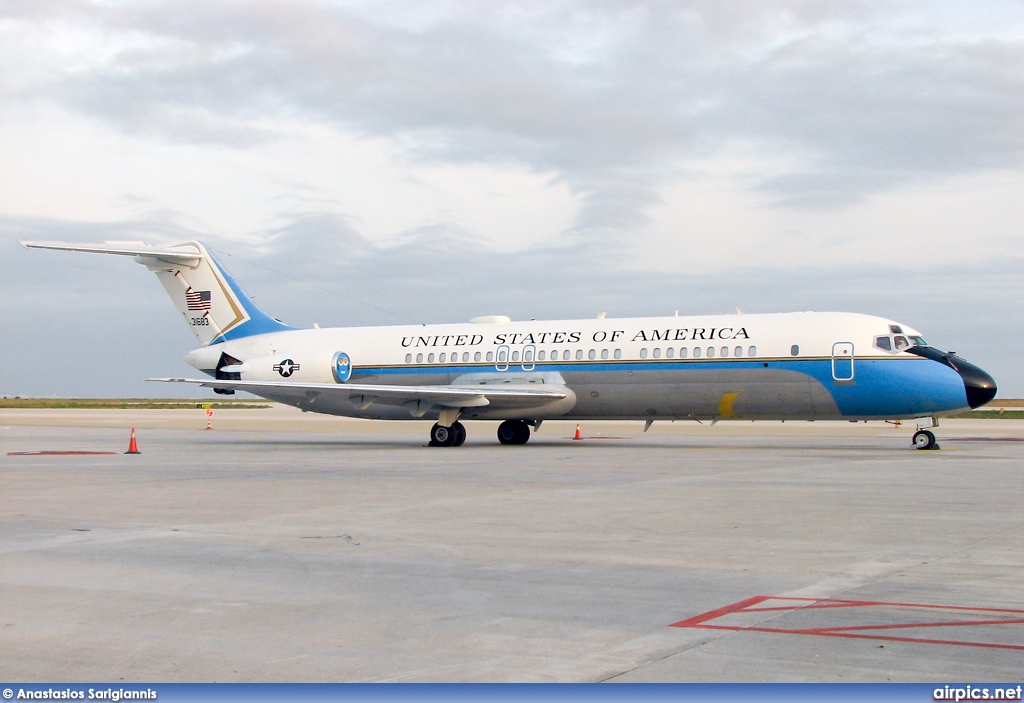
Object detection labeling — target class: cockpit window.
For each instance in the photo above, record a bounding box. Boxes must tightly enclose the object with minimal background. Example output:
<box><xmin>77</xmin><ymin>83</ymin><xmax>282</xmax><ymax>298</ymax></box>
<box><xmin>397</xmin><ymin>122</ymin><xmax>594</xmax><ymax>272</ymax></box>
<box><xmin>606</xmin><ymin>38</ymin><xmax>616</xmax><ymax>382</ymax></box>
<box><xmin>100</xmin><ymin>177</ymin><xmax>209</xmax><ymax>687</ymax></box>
<box><xmin>889</xmin><ymin>325</ymin><xmax>903</xmax><ymax>334</ymax></box>
<box><xmin>874</xmin><ymin>336</ymin><xmax>892</xmax><ymax>351</ymax></box>
<box><xmin>910</xmin><ymin>336</ymin><xmax>927</xmax><ymax>346</ymax></box>
<box><xmin>894</xmin><ymin>336</ymin><xmax>909</xmax><ymax>350</ymax></box>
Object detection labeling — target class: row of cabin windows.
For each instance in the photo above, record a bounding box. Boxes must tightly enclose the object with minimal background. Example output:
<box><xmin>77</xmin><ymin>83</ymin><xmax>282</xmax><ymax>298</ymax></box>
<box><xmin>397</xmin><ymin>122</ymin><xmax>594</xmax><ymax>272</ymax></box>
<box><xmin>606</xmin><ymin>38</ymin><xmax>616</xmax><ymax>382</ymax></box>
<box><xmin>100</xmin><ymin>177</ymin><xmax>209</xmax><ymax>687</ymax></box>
<box><xmin>404</xmin><ymin>345</ymin><xmax>759</xmax><ymax>364</ymax></box>
<box><xmin>641</xmin><ymin>345</ymin><xmax>757</xmax><ymax>359</ymax></box>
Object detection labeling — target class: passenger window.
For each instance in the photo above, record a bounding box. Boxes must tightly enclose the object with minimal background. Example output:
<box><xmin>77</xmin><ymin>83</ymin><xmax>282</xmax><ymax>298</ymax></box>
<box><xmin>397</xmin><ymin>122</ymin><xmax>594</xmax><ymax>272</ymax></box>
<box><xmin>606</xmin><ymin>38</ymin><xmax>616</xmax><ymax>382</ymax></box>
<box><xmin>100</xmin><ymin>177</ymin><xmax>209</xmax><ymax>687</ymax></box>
<box><xmin>894</xmin><ymin>336</ymin><xmax>909</xmax><ymax>350</ymax></box>
<box><xmin>576</xmin><ymin>349</ymin><xmax>583</xmax><ymax>360</ymax></box>
<box><xmin>874</xmin><ymin>336</ymin><xmax>892</xmax><ymax>351</ymax></box>
<box><xmin>439</xmin><ymin>352</ymin><xmax>446</xmax><ymax>363</ymax></box>
<box><xmin>653</xmin><ymin>348</ymin><xmax>661</xmax><ymax>359</ymax></box>
<box><xmin>790</xmin><ymin>345</ymin><xmax>799</xmax><ymax>356</ymax></box>
<box><xmin>463</xmin><ymin>352</ymin><xmax>470</xmax><ymax>362</ymax></box>
<box><xmin>666</xmin><ymin>348</ymin><xmax>674</xmax><ymax>359</ymax></box>
<box><xmin>416</xmin><ymin>353</ymin><xmax>423</xmax><ymax>363</ymax></box>
<box><xmin>614</xmin><ymin>349</ymin><xmax>622</xmax><ymax>359</ymax></box>
<box><xmin>693</xmin><ymin>347</ymin><xmax>701</xmax><ymax>358</ymax></box>
<box><xmin>707</xmin><ymin>346</ymin><xmax>715</xmax><ymax>358</ymax></box>
<box><xmin>640</xmin><ymin>348</ymin><xmax>648</xmax><ymax>359</ymax></box>
<box><xmin>551</xmin><ymin>350</ymin><xmax>560</xmax><ymax>360</ymax></box>
<box><xmin>734</xmin><ymin>346</ymin><xmax>742</xmax><ymax>357</ymax></box>
<box><xmin>474</xmin><ymin>351</ymin><xmax>482</xmax><ymax>362</ymax></box>
<box><xmin>748</xmin><ymin>346</ymin><xmax>756</xmax><ymax>357</ymax></box>
<box><xmin>512</xmin><ymin>350</ymin><xmax>520</xmax><ymax>361</ymax></box>
<box><xmin>486</xmin><ymin>351</ymin><xmax>494</xmax><ymax>362</ymax></box>
<box><xmin>405</xmin><ymin>354</ymin><xmax>412</xmax><ymax>363</ymax></box>
<box><xmin>680</xmin><ymin>347</ymin><xmax>688</xmax><ymax>358</ymax></box>
<box><xmin>428</xmin><ymin>353</ymin><xmax>435</xmax><ymax>363</ymax></box>
<box><xmin>588</xmin><ymin>349</ymin><xmax>596</xmax><ymax>360</ymax></box>
<box><xmin>538</xmin><ymin>350</ymin><xmax>546</xmax><ymax>361</ymax></box>
<box><xmin>601</xmin><ymin>349</ymin><xmax>609</xmax><ymax>360</ymax></box>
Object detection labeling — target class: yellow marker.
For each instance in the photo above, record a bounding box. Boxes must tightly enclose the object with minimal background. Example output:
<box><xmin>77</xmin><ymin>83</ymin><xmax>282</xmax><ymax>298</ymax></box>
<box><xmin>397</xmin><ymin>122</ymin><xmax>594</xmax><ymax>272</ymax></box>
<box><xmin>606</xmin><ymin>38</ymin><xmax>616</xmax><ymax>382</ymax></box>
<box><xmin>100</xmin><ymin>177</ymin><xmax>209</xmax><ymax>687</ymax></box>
<box><xmin>718</xmin><ymin>392</ymin><xmax>740</xmax><ymax>418</ymax></box>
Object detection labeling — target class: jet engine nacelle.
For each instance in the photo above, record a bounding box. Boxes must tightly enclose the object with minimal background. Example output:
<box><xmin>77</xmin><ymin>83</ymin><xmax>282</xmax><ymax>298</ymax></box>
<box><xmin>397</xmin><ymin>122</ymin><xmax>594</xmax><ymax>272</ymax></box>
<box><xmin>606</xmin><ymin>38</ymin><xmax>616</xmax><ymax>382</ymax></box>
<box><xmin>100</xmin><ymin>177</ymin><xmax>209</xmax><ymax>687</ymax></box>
<box><xmin>231</xmin><ymin>353</ymin><xmax>338</xmax><ymax>384</ymax></box>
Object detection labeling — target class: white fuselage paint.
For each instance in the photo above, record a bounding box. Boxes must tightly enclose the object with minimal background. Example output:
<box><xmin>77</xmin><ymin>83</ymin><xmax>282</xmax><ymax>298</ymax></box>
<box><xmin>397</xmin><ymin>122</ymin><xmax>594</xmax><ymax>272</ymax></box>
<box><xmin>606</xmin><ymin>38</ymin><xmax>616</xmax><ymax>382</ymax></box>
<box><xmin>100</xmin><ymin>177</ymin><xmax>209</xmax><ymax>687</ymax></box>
<box><xmin>184</xmin><ymin>311</ymin><xmax>961</xmax><ymax>422</ymax></box>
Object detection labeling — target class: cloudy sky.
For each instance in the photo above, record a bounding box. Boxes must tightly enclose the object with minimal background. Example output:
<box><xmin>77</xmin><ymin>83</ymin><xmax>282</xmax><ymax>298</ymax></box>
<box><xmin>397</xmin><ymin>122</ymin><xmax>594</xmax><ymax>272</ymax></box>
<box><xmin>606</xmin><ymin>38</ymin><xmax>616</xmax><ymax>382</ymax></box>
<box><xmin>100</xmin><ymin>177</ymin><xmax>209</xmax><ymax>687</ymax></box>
<box><xmin>2</xmin><ymin>0</ymin><xmax>1022</xmax><ymax>397</ymax></box>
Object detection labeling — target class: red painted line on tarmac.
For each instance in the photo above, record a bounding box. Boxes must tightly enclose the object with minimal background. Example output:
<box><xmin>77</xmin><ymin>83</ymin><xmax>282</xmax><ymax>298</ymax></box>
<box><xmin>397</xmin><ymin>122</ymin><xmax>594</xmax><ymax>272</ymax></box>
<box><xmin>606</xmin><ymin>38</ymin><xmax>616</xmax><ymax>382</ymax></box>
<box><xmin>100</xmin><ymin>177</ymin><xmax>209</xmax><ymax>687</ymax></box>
<box><xmin>805</xmin><ymin>617</ymin><xmax>1024</xmax><ymax>633</ymax></box>
<box><xmin>7</xmin><ymin>450</ymin><xmax>119</xmax><ymax>456</ymax></box>
<box><xmin>670</xmin><ymin>595</ymin><xmax>771</xmax><ymax>627</ymax></box>
<box><xmin>671</xmin><ymin>595</ymin><xmax>1024</xmax><ymax>651</ymax></box>
<box><xmin>744</xmin><ymin>596</ymin><xmax>1024</xmax><ymax>616</ymax></box>
<box><xmin>691</xmin><ymin>623</ymin><xmax>1024</xmax><ymax>651</ymax></box>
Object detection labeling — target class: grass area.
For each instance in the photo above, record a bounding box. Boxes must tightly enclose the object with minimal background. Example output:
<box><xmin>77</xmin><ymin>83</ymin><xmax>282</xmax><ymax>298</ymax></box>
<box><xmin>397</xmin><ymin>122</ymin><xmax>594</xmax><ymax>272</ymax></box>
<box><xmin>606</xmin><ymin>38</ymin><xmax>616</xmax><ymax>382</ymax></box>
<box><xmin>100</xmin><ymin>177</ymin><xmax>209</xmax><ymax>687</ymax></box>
<box><xmin>0</xmin><ymin>398</ymin><xmax>271</xmax><ymax>410</ymax></box>
<box><xmin>950</xmin><ymin>409</ymin><xmax>1024</xmax><ymax>419</ymax></box>
<box><xmin>988</xmin><ymin>398</ymin><xmax>1024</xmax><ymax>407</ymax></box>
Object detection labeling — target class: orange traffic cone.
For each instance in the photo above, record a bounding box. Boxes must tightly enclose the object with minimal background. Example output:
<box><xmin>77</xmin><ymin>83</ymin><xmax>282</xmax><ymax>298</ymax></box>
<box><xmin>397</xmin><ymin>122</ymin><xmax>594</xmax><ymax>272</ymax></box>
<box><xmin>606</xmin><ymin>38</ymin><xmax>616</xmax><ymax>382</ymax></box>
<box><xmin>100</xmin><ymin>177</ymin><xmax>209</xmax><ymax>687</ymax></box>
<box><xmin>125</xmin><ymin>428</ymin><xmax>141</xmax><ymax>454</ymax></box>
<box><xmin>574</xmin><ymin>424</ymin><xmax>582</xmax><ymax>440</ymax></box>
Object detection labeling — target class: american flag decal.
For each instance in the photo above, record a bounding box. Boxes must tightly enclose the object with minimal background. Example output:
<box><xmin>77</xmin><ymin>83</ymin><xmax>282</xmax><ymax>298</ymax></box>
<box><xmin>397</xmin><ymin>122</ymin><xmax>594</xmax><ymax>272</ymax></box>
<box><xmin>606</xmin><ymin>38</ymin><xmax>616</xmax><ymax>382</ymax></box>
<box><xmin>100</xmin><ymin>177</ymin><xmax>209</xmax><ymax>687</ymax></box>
<box><xmin>186</xmin><ymin>290</ymin><xmax>212</xmax><ymax>311</ymax></box>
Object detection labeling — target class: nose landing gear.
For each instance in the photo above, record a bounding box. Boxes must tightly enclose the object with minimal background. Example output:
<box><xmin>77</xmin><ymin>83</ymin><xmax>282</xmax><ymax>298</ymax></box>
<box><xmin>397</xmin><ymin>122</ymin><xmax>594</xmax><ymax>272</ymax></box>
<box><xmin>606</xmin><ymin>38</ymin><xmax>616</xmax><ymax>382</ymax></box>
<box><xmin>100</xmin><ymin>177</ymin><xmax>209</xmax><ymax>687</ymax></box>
<box><xmin>911</xmin><ymin>417</ymin><xmax>940</xmax><ymax>450</ymax></box>
<box><xmin>912</xmin><ymin>429</ymin><xmax>938</xmax><ymax>450</ymax></box>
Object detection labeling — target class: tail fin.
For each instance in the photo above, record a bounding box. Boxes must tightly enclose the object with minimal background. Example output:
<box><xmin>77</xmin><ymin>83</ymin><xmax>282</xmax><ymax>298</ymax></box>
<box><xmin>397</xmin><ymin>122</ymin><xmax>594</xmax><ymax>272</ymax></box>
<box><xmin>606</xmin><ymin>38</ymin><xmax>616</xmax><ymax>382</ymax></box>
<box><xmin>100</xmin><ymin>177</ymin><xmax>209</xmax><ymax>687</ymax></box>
<box><xmin>21</xmin><ymin>240</ymin><xmax>294</xmax><ymax>346</ymax></box>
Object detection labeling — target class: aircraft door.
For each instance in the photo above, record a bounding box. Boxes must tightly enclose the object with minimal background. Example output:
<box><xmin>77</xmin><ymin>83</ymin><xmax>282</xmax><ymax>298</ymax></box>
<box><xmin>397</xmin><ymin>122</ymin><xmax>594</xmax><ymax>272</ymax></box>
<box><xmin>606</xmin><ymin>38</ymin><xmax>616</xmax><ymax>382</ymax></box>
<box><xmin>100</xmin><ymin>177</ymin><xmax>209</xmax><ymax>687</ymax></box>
<box><xmin>496</xmin><ymin>345</ymin><xmax>510</xmax><ymax>371</ymax></box>
<box><xmin>832</xmin><ymin>342</ymin><xmax>855</xmax><ymax>382</ymax></box>
<box><xmin>522</xmin><ymin>345</ymin><xmax>536</xmax><ymax>371</ymax></box>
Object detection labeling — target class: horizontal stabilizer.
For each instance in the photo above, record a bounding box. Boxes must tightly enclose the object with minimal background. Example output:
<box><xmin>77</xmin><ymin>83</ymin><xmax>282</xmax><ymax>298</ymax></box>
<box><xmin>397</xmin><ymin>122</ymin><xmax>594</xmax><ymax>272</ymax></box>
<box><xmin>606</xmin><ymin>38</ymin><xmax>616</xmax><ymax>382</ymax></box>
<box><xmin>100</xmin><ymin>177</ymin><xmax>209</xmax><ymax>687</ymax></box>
<box><xmin>20</xmin><ymin>241</ymin><xmax>203</xmax><ymax>266</ymax></box>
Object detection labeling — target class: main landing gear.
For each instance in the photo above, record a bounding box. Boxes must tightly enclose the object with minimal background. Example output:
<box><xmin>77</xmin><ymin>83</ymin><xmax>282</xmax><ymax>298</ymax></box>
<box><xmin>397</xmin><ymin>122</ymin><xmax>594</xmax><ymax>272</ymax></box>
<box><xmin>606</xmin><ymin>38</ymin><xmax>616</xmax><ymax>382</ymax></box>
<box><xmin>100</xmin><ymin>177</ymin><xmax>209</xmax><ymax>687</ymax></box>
<box><xmin>496</xmin><ymin>419</ymin><xmax>531</xmax><ymax>445</ymax></box>
<box><xmin>428</xmin><ymin>418</ymin><xmax>534</xmax><ymax>446</ymax></box>
<box><xmin>429</xmin><ymin>421</ymin><xmax>466</xmax><ymax>447</ymax></box>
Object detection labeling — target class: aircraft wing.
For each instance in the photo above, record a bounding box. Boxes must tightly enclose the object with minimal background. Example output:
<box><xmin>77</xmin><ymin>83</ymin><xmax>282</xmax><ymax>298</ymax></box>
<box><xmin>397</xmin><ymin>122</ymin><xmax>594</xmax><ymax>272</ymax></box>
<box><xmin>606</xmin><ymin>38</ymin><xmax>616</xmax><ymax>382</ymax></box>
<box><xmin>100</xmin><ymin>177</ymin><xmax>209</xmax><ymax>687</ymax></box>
<box><xmin>148</xmin><ymin>378</ymin><xmax>569</xmax><ymax>410</ymax></box>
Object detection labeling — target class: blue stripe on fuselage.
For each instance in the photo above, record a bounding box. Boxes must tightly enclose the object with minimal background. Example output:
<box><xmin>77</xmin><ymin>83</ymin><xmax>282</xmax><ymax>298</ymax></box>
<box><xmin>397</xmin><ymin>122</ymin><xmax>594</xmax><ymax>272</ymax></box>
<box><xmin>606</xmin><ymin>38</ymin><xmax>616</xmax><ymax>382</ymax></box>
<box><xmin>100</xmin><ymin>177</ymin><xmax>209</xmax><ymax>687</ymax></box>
<box><xmin>354</xmin><ymin>356</ymin><xmax>969</xmax><ymax>418</ymax></box>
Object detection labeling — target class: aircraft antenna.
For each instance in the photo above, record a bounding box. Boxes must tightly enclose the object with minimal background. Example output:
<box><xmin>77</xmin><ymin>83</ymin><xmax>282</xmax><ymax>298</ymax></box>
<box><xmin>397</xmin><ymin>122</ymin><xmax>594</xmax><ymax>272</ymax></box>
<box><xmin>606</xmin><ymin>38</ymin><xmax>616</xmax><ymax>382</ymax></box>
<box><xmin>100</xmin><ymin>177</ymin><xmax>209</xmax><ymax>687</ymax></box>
<box><xmin>208</xmin><ymin>246</ymin><xmax>424</xmax><ymax>325</ymax></box>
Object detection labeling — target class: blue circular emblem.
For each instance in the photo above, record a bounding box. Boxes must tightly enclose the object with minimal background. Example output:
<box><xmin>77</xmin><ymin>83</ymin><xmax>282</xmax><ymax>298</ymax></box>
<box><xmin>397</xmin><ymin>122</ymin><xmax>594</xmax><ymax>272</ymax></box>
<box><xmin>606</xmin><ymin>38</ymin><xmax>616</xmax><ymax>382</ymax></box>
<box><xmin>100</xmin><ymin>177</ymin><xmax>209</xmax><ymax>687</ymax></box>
<box><xmin>332</xmin><ymin>351</ymin><xmax>352</xmax><ymax>383</ymax></box>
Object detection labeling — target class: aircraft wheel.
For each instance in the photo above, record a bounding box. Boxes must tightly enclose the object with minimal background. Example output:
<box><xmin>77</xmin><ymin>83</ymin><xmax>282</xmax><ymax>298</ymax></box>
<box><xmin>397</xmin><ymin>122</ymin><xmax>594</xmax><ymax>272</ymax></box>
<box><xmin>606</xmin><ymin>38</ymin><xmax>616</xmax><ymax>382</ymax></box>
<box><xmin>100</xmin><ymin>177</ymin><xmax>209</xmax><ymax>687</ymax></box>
<box><xmin>497</xmin><ymin>419</ymin><xmax>530</xmax><ymax>445</ymax></box>
<box><xmin>430</xmin><ymin>422</ymin><xmax>457</xmax><ymax>447</ymax></box>
<box><xmin>452</xmin><ymin>421</ymin><xmax>467</xmax><ymax>447</ymax></box>
<box><xmin>912</xmin><ymin>430</ymin><xmax>937</xmax><ymax>450</ymax></box>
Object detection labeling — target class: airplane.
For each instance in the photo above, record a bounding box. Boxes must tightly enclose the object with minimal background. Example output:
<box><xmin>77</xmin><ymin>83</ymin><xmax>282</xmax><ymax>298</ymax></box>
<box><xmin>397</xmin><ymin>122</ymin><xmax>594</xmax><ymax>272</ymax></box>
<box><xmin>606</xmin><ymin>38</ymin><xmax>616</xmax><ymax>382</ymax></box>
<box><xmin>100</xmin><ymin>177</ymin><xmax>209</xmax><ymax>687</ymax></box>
<box><xmin>22</xmin><ymin>240</ymin><xmax>996</xmax><ymax>450</ymax></box>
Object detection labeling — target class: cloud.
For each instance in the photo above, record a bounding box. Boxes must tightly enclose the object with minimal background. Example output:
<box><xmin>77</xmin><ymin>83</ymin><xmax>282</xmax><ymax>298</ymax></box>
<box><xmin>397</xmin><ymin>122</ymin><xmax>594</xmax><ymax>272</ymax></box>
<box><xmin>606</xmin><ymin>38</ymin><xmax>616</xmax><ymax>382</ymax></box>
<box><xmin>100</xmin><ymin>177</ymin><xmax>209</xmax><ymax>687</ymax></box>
<box><xmin>6</xmin><ymin>0</ymin><xmax>1024</xmax><ymax>235</ymax></box>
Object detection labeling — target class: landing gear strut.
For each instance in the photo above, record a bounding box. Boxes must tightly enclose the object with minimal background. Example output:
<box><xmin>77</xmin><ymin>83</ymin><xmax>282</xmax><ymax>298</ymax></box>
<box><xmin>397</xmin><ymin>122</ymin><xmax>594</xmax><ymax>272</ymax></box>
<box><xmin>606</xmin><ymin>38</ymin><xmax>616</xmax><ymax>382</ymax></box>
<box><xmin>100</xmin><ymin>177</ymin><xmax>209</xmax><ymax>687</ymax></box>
<box><xmin>429</xmin><ymin>421</ymin><xmax>466</xmax><ymax>447</ymax></box>
<box><xmin>497</xmin><ymin>419</ymin><xmax>531</xmax><ymax>445</ymax></box>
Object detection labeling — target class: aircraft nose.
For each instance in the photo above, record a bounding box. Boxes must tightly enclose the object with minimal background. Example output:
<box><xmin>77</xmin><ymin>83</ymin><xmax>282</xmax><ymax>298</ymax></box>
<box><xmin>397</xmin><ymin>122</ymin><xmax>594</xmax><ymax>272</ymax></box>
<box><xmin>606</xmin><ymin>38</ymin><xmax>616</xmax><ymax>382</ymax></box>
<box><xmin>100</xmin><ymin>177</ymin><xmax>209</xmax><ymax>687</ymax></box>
<box><xmin>951</xmin><ymin>357</ymin><xmax>997</xmax><ymax>409</ymax></box>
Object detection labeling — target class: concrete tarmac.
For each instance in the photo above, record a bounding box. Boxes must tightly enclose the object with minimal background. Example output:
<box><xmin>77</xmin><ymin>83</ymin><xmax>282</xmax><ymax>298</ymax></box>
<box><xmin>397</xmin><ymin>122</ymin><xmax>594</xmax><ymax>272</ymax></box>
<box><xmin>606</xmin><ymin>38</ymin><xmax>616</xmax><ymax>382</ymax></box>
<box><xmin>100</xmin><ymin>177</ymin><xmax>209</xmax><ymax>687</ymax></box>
<box><xmin>2</xmin><ymin>408</ymin><xmax>1022</xmax><ymax>682</ymax></box>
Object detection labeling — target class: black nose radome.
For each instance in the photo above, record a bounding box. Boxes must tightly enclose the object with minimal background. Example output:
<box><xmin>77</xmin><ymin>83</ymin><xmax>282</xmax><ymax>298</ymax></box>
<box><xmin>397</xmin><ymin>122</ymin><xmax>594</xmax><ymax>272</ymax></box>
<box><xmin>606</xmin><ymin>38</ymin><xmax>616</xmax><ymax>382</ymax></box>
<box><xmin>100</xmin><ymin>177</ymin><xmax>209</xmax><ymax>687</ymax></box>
<box><xmin>952</xmin><ymin>357</ymin><xmax>997</xmax><ymax>409</ymax></box>
<box><xmin>908</xmin><ymin>346</ymin><xmax>997</xmax><ymax>409</ymax></box>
